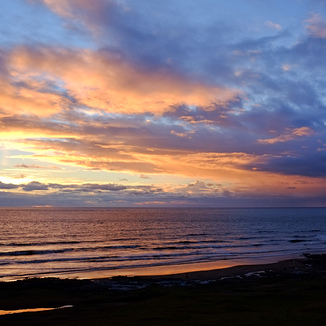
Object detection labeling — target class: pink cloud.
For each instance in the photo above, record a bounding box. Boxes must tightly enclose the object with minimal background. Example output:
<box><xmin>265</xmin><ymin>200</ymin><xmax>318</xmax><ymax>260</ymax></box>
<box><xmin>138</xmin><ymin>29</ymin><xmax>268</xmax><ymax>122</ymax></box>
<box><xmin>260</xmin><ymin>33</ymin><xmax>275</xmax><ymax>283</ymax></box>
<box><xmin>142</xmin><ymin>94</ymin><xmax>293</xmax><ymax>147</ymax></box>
<box><xmin>264</xmin><ymin>21</ymin><xmax>282</xmax><ymax>31</ymax></box>
<box><xmin>35</xmin><ymin>0</ymin><xmax>126</xmax><ymax>37</ymax></box>
<box><xmin>306</xmin><ymin>13</ymin><xmax>326</xmax><ymax>38</ymax></box>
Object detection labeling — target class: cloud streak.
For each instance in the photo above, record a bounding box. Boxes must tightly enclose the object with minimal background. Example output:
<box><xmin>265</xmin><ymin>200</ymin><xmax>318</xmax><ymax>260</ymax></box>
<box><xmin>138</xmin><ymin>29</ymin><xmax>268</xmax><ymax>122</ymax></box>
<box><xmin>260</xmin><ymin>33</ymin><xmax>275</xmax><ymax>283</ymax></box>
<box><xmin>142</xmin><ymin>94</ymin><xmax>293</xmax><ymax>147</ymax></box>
<box><xmin>14</xmin><ymin>164</ymin><xmax>63</xmax><ymax>170</ymax></box>
<box><xmin>258</xmin><ymin>127</ymin><xmax>315</xmax><ymax>144</ymax></box>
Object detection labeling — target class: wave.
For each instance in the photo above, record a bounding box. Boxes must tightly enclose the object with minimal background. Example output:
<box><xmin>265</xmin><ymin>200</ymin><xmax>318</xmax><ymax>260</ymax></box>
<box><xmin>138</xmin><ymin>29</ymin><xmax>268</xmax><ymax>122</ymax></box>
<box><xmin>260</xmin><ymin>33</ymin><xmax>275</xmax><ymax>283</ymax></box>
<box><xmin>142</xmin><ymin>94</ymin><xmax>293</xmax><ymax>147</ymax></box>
<box><xmin>174</xmin><ymin>239</ymin><xmax>230</xmax><ymax>245</ymax></box>
<box><xmin>0</xmin><ymin>240</ymin><xmax>101</xmax><ymax>247</ymax></box>
<box><xmin>237</xmin><ymin>236</ymin><xmax>265</xmax><ymax>240</ymax></box>
<box><xmin>2</xmin><ymin>232</ymin><xmax>324</xmax><ymax>259</ymax></box>
<box><xmin>95</xmin><ymin>245</ymin><xmax>141</xmax><ymax>250</ymax></box>
<box><xmin>0</xmin><ymin>244</ymin><xmax>143</xmax><ymax>258</ymax></box>
<box><xmin>110</xmin><ymin>238</ymin><xmax>139</xmax><ymax>242</ymax></box>
<box><xmin>0</xmin><ymin>248</ymin><xmax>74</xmax><ymax>257</ymax></box>
<box><xmin>185</xmin><ymin>233</ymin><xmax>211</xmax><ymax>237</ymax></box>
<box><xmin>288</xmin><ymin>239</ymin><xmax>308</xmax><ymax>243</ymax></box>
<box><xmin>3</xmin><ymin>235</ymin><xmax>324</xmax><ymax>258</ymax></box>
<box><xmin>1</xmin><ymin>247</ymin><xmax>318</xmax><ymax>275</ymax></box>
<box><xmin>258</xmin><ymin>230</ymin><xmax>277</xmax><ymax>234</ymax></box>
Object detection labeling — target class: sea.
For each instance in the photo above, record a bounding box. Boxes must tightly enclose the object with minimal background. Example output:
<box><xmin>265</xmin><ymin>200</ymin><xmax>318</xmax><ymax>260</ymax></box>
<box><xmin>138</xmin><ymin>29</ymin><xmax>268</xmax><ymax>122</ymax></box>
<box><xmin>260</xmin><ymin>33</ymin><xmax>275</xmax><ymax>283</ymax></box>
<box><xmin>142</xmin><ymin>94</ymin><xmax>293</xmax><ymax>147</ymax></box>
<box><xmin>0</xmin><ymin>207</ymin><xmax>325</xmax><ymax>281</ymax></box>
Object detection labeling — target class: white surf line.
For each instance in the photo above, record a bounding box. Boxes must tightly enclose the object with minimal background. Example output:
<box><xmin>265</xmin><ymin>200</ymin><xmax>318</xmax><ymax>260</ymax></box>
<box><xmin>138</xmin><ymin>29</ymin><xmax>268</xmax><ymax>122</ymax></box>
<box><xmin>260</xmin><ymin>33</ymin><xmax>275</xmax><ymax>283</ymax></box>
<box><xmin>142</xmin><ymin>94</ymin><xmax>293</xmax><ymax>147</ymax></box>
<box><xmin>0</xmin><ymin>305</ymin><xmax>73</xmax><ymax>315</ymax></box>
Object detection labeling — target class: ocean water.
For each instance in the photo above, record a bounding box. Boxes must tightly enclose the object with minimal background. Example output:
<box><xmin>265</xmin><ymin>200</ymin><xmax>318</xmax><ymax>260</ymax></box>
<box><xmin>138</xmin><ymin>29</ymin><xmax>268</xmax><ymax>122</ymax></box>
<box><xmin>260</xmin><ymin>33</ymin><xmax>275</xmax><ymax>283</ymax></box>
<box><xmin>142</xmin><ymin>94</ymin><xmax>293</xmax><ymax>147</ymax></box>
<box><xmin>0</xmin><ymin>207</ymin><xmax>325</xmax><ymax>281</ymax></box>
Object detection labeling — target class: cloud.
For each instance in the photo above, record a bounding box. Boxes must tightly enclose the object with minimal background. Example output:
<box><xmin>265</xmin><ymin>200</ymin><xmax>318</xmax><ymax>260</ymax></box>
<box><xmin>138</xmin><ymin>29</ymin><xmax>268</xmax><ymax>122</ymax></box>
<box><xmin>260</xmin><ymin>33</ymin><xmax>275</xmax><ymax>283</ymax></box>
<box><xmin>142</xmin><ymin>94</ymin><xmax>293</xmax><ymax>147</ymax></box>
<box><xmin>1</xmin><ymin>0</ymin><xmax>326</xmax><ymax>207</ymax></box>
<box><xmin>30</xmin><ymin>0</ymin><xmax>244</xmax><ymax>92</ymax></box>
<box><xmin>264</xmin><ymin>21</ymin><xmax>282</xmax><ymax>31</ymax></box>
<box><xmin>1</xmin><ymin>177</ymin><xmax>325</xmax><ymax>207</ymax></box>
<box><xmin>5</xmin><ymin>45</ymin><xmax>240</xmax><ymax>117</ymax></box>
<box><xmin>306</xmin><ymin>13</ymin><xmax>326</xmax><ymax>38</ymax></box>
<box><xmin>258</xmin><ymin>127</ymin><xmax>315</xmax><ymax>144</ymax></box>
<box><xmin>35</xmin><ymin>0</ymin><xmax>117</xmax><ymax>37</ymax></box>
<box><xmin>1</xmin><ymin>172</ymin><xmax>326</xmax><ymax>207</ymax></box>
<box><xmin>22</xmin><ymin>181</ymin><xmax>49</xmax><ymax>191</ymax></box>
<box><xmin>78</xmin><ymin>183</ymin><xmax>128</xmax><ymax>192</ymax></box>
<box><xmin>14</xmin><ymin>164</ymin><xmax>63</xmax><ymax>170</ymax></box>
<box><xmin>18</xmin><ymin>181</ymin><xmax>163</xmax><ymax>194</ymax></box>
<box><xmin>2</xmin><ymin>102</ymin><xmax>323</xmax><ymax>181</ymax></box>
<box><xmin>0</xmin><ymin>181</ymin><xmax>19</xmax><ymax>190</ymax></box>
<box><xmin>243</xmin><ymin>151</ymin><xmax>326</xmax><ymax>177</ymax></box>
<box><xmin>14</xmin><ymin>174</ymin><xmax>27</xmax><ymax>179</ymax></box>
<box><xmin>0</xmin><ymin>62</ymin><xmax>71</xmax><ymax>117</ymax></box>
<box><xmin>139</xmin><ymin>174</ymin><xmax>151</xmax><ymax>179</ymax></box>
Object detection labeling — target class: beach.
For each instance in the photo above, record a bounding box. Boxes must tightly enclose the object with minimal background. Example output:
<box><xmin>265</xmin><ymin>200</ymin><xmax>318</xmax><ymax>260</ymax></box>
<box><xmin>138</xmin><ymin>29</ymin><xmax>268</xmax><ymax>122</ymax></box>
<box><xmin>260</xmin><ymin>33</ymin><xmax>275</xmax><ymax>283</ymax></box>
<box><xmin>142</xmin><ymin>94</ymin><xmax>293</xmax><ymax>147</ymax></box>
<box><xmin>1</xmin><ymin>253</ymin><xmax>326</xmax><ymax>325</ymax></box>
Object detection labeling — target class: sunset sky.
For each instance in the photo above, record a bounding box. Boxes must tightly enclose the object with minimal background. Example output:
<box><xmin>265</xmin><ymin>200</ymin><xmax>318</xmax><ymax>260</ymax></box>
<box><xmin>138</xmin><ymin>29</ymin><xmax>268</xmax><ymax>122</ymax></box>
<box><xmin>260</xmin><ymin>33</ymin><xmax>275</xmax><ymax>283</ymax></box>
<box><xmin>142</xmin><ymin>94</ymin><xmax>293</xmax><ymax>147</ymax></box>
<box><xmin>1</xmin><ymin>0</ymin><xmax>326</xmax><ymax>207</ymax></box>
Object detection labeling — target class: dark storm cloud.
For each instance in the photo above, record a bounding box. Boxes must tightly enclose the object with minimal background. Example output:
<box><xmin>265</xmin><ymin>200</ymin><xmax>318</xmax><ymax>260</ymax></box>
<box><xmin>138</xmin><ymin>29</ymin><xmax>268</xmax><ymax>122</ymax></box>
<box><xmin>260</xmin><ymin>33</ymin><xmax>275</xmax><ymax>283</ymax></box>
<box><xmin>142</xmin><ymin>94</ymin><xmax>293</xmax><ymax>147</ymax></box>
<box><xmin>244</xmin><ymin>151</ymin><xmax>326</xmax><ymax>177</ymax></box>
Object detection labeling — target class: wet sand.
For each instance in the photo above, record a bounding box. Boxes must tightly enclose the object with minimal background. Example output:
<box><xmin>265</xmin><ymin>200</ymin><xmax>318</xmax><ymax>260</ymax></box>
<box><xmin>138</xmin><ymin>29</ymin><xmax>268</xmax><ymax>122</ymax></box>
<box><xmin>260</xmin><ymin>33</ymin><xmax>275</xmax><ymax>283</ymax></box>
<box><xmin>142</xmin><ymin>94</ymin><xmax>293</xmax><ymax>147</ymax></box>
<box><xmin>1</xmin><ymin>253</ymin><xmax>326</xmax><ymax>325</ymax></box>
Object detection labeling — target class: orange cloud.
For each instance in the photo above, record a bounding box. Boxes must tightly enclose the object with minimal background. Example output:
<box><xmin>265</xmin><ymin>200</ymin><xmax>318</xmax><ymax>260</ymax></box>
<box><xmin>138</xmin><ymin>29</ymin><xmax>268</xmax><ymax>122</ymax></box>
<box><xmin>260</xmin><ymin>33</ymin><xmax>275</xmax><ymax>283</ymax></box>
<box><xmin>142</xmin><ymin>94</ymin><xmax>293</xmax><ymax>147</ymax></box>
<box><xmin>0</xmin><ymin>83</ymin><xmax>66</xmax><ymax>117</ymax></box>
<box><xmin>4</xmin><ymin>131</ymin><xmax>326</xmax><ymax>199</ymax></box>
<box><xmin>258</xmin><ymin>127</ymin><xmax>314</xmax><ymax>144</ymax></box>
<box><xmin>8</xmin><ymin>46</ymin><xmax>240</xmax><ymax>116</ymax></box>
<box><xmin>0</xmin><ymin>58</ymin><xmax>69</xmax><ymax>116</ymax></box>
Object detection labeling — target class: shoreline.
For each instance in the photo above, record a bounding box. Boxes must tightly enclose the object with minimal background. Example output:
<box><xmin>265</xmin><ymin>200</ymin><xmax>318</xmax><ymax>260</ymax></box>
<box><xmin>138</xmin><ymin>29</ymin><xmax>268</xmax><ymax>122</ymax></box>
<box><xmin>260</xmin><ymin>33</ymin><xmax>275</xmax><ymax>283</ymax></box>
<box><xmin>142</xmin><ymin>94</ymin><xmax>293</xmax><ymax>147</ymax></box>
<box><xmin>1</xmin><ymin>252</ymin><xmax>326</xmax><ymax>286</ymax></box>
<box><xmin>93</xmin><ymin>252</ymin><xmax>311</xmax><ymax>280</ymax></box>
<box><xmin>93</xmin><ymin>252</ymin><xmax>326</xmax><ymax>285</ymax></box>
<box><xmin>1</xmin><ymin>251</ymin><xmax>318</xmax><ymax>283</ymax></box>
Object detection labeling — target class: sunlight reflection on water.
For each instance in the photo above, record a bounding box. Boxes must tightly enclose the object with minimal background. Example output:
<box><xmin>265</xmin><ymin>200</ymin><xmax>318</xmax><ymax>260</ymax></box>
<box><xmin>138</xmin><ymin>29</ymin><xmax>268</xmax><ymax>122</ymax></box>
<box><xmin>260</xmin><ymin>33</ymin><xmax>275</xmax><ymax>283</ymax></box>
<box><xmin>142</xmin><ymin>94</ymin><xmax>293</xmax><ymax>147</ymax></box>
<box><xmin>0</xmin><ymin>305</ymin><xmax>73</xmax><ymax>315</ymax></box>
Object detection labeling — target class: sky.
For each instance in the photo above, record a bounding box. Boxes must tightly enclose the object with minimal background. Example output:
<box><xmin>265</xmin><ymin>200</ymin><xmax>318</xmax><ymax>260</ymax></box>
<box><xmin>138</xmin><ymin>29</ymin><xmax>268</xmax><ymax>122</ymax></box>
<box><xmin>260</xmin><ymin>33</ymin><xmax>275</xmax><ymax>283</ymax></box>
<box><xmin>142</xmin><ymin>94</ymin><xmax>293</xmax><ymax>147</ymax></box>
<box><xmin>0</xmin><ymin>0</ymin><xmax>326</xmax><ymax>207</ymax></box>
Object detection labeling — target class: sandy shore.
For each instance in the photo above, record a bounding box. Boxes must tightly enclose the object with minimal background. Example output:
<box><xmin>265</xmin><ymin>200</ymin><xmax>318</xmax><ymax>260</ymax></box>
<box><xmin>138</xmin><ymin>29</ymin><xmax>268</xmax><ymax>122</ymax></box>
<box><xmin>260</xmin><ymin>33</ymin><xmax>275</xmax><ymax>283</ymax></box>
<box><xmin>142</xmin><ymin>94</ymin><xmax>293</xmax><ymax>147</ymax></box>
<box><xmin>146</xmin><ymin>253</ymin><xmax>326</xmax><ymax>280</ymax></box>
<box><xmin>1</xmin><ymin>253</ymin><xmax>326</xmax><ymax>325</ymax></box>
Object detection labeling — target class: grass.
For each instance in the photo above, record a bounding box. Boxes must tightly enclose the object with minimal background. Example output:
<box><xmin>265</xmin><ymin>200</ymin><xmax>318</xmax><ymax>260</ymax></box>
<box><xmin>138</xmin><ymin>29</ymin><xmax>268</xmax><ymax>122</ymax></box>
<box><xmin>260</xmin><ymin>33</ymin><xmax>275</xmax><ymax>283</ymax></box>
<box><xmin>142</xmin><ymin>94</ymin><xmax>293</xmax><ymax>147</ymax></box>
<box><xmin>0</xmin><ymin>276</ymin><xmax>326</xmax><ymax>325</ymax></box>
